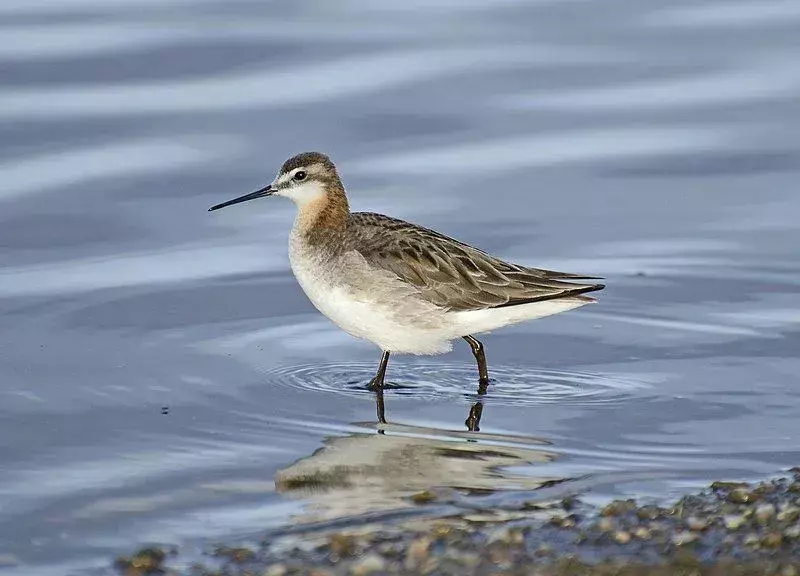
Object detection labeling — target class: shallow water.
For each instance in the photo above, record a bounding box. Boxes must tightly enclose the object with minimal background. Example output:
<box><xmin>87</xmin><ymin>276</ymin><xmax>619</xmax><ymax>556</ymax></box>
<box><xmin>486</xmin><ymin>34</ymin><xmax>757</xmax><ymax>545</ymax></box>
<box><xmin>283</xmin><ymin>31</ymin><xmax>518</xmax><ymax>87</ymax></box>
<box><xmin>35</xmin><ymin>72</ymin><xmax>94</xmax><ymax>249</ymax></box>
<box><xmin>1</xmin><ymin>1</ymin><xmax>800</xmax><ymax>574</ymax></box>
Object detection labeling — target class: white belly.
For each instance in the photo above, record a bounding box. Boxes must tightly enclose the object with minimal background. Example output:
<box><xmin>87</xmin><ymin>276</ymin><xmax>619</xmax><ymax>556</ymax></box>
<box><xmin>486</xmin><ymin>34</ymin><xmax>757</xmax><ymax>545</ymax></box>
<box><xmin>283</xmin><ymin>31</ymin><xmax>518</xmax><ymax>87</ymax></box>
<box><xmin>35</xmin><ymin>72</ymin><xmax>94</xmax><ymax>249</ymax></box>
<box><xmin>289</xmin><ymin>244</ymin><xmax>453</xmax><ymax>355</ymax></box>
<box><xmin>288</xmin><ymin>240</ymin><xmax>593</xmax><ymax>355</ymax></box>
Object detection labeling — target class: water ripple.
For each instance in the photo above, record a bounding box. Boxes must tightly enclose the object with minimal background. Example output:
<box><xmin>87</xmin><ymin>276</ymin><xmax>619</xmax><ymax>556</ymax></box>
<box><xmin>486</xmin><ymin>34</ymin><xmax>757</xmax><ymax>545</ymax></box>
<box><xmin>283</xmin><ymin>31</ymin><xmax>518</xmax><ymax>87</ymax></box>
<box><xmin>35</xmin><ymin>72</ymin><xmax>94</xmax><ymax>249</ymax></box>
<box><xmin>267</xmin><ymin>362</ymin><xmax>649</xmax><ymax>407</ymax></box>
<box><xmin>347</xmin><ymin>127</ymin><xmax>740</xmax><ymax>175</ymax></box>
<box><xmin>0</xmin><ymin>46</ymin><xmax>620</xmax><ymax>121</ymax></box>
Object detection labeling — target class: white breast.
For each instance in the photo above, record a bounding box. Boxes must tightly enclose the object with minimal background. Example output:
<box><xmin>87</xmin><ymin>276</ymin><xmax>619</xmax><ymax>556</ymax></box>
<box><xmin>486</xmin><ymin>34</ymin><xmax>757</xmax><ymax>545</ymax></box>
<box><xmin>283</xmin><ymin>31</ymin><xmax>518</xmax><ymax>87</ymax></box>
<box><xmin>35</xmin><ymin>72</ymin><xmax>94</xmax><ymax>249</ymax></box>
<box><xmin>288</xmin><ymin>236</ymin><xmax>453</xmax><ymax>355</ymax></box>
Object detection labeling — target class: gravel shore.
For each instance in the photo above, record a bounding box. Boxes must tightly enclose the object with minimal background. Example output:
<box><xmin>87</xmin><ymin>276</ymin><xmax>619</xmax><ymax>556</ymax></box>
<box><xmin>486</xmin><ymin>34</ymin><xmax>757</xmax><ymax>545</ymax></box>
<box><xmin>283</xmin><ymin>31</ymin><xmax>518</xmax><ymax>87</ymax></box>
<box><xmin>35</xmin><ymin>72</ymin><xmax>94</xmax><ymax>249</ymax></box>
<box><xmin>115</xmin><ymin>470</ymin><xmax>800</xmax><ymax>576</ymax></box>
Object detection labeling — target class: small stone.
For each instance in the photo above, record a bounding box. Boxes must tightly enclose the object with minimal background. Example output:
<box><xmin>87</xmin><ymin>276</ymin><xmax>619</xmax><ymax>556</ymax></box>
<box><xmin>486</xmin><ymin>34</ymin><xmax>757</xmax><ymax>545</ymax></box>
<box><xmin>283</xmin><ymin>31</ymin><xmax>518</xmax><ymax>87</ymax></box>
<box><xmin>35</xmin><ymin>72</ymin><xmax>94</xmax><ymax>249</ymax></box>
<box><xmin>762</xmin><ymin>532</ymin><xmax>783</xmax><ymax>548</ymax></box>
<box><xmin>213</xmin><ymin>546</ymin><xmax>255</xmax><ymax>563</ymax></box>
<box><xmin>486</xmin><ymin>528</ymin><xmax>507</xmax><ymax>545</ymax></box>
<box><xmin>633</xmin><ymin>527</ymin><xmax>652</xmax><ymax>540</ymax></box>
<box><xmin>686</xmin><ymin>516</ymin><xmax>709</xmax><ymax>531</ymax></box>
<box><xmin>597</xmin><ymin>518</ymin><xmax>614</xmax><ymax>533</ymax></box>
<box><xmin>404</xmin><ymin>536</ymin><xmax>430</xmax><ymax>570</ymax></box>
<box><xmin>613</xmin><ymin>530</ymin><xmax>631</xmax><ymax>545</ymax></box>
<box><xmin>743</xmin><ymin>534</ymin><xmax>760</xmax><ymax>547</ymax></box>
<box><xmin>410</xmin><ymin>490</ymin><xmax>437</xmax><ymax>505</ymax></box>
<box><xmin>711</xmin><ymin>481</ymin><xmax>748</xmax><ymax>492</ymax></box>
<box><xmin>420</xmin><ymin>557</ymin><xmax>441</xmax><ymax>574</ymax></box>
<box><xmin>778</xmin><ymin>505</ymin><xmax>800</xmax><ymax>523</ymax></box>
<box><xmin>755</xmin><ymin>503</ymin><xmax>776</xmax><ymax>524</ymax></box>
<box><xmin>671</xmin><ymin>531</ymin><xmax>699</xmax><ymax>546</ymax></box>
<box><xmin>486</xmin><ymin>527</ymin><xmax>524</xmax><ymax>546</ymax></box>
<box><xmin>636</xmin><ymin>505</ymin><xmax>662</xmax><ymax>521</ymax></box>
<box><xmin>443</xmin><ymin>549</ymin><xmax>480</xmax><ymax>567</ymax></box>
<box><xmin>784</xmin><ymin>524</ymin><xmax>800</xmax><ymax>539</ymax></box>
<box><xmin>782</xmin><ymin>565</ymin><xmax>798</xmax><ymax>576</ymax></box>
<box><xmin>507</xmin><ymin>528</ymin><xmax>525</xmax><ymax>545</ymax></box>
<box><xmin>561</xmin><ymin>496</ymin><xmax>577</xmax><ymax>511</ymax></box>
<box><xmin>601</xmin><ymin>499</ymin><xmax>636</xmax><ymax>517</ymax></box>
<box><xmin>724</xmin><ymin>514</ymin><xmax>747</xmax><ymax>531</ymax></box>
<box><xmin>265</xmin><ymin>564</ymin><xmax>288</xmax><ymax>576</ymax></box>
<box><xmin>728</xmin><ymin>487</ymin><xmax>757</xmax><ymax>504</ymax></box>
<box><xmin>329</xmin><ymin>533</ymin><xmax>356</xmax><ymax>558</ymax></box>
<box><xmin>753</xmin><ymin>482</ymin><xmax>777</xmax><ymax>496</ymax></box>
<box><xmin>114</xmin><ymin>547</ymin><xmax>167</xmax><ymax>574</ymax></box>
<box><xmin>549</xmin><ymin>514</ymin><xmax>576</xmax><ymax>529</ymax></box>
<box><xmin>350</xmin><ymin>553</ymin><xmax>386</xmax><ymax>576</ymax></box>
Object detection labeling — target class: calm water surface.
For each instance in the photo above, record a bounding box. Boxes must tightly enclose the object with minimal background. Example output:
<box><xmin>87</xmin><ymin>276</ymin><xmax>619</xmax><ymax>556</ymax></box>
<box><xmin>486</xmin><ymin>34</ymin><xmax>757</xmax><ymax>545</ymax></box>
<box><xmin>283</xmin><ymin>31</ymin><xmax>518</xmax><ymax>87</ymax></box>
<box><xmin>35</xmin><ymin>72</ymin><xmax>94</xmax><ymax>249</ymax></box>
<box><xmin>1</xmin><ymin>1</ymin><xmax>800</xmax><ymax>574</ymax></box>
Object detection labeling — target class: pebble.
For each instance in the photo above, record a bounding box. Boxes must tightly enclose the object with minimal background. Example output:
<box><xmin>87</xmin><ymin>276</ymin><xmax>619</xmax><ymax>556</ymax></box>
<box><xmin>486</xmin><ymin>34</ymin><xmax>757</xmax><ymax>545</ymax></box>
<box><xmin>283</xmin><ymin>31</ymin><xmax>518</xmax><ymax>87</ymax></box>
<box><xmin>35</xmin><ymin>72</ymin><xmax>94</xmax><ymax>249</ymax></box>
<box><xmin>743</xmin><ymin>534</ymin><xmax>760</xmax><ymax>547</ymax></box>
<box><xmin>329</xmin><ymin>534</ymin><xmax>356</xmax><ymax>558</ymax></box>
<box><xmin>404</xmin><ymin>536</ymin><xmax>430</xmax><ymax>570</ymax></box>
<box><xmin>561</xmin><ymin>496</ymin><xmax>577</xmax><ymax>511</ymax></box>
<box><xmin>636</xmin><ymin>505</ymin><xmax>662</xmax><ymax>521</ymax></box>
<box><xmin>349</xmin><ymin>554</ymin><xmax>386</xmax><ymax>576</ymax></box>
<box><xmin>264</xmin><ymin>564</ymin><xmax>288</xmax><ymax>576</ymax></box>
<box><xmin>671</xmin><ymin>531</ymin><xmax>699</xmax><ymax>546</ymax></box>
<box><xmin>213</xmin><ymin>546</ymin><xmax>255</xmax><ymax>563</ymax></box>
<box><xmin>549</xmin><ymin>514</ymin><xmax>576</xmax><ymax>529</ymax></box>
<box><xmin>755</xmin><ymin>503</ymin><xmax>776</xmax><ymax>524</ymax></box>
<box><xmin>486</xmin><ymin>528</ymin><xmax>510</xmax><ymax>545</ymax></box>
<box><xmin>723</xmin><ymin>514</ymin><xmax>746</xmax><ymax>531</ymax></box>
<box><xmin>601</xmin><ymin>500</ymin><xmax>636</xmax><ymax>517</ymax></box>
<box><xmin>444</xmin><ymin>549</ymin><xmax>480</xmax><ymax>568</ymax></box>
<box><xmin>685</xmin><ymin>516</ymin><xmax>709</xmax><ymax>531</ymax></box>
<box><xmin>728</xmin><ymin>487</ymin><xmax>757</xmax><ymax>504</ymax></box>
<box><xmin>711</xmin><ymin>481</ymin><xmax>748</xmax><ymax>492</ymax></box>
<box><xmin>597</xmin><ymin>518</ymin><xmax>614</xmax><ymax>533</ymax></box>
<box><xmin>761</xmin><ymin>532</ymin><xmax>783</xmax><ymax>548</ymax></box>
<box><xmin>113</xmin><ymin>473</ymin><xmax>800</xmax><ymax>576</ymax></box>
<box><xmin>784</xmin><ymin>524</ymin><xmax>800</xmax><ymax>539</ymax></box>
<box><xmin>613</xmin><ymin>530</ymin><xmax>631</xmax><ymax>545</ymax></box>
<box><xmin>778</xmin><ymin>505</ymin><xmax>800</xmax><ymax>523</ymax></box>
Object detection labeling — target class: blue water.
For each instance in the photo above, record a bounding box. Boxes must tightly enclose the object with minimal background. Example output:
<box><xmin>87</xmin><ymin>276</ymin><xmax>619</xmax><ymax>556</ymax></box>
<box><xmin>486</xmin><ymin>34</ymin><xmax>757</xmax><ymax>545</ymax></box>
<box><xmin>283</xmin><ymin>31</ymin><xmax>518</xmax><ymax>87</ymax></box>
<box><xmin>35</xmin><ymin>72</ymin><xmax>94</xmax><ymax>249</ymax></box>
<box><xmin>1</xmin><ymin>1</ymin><xmax>799</xmax><ymax>574</ymax></box>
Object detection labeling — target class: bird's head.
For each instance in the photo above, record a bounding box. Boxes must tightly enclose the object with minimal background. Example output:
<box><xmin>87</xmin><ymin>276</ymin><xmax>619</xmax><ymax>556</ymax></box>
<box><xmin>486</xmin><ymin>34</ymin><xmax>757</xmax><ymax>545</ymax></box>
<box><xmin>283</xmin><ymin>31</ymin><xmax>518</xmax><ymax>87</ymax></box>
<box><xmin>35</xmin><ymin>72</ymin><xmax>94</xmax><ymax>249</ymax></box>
<box><xmin>209</xmin><ymin>152</ymin><xmax>345</xmax><ymax>212</ymax></box>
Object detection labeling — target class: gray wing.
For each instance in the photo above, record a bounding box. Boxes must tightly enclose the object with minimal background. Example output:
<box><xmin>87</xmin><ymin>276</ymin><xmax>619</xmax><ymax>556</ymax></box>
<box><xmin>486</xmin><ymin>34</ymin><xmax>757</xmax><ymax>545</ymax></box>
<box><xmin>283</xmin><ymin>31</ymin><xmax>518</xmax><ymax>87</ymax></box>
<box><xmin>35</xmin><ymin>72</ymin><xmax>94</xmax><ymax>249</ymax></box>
<box><xmin>347</xmin><ymin>213</ymin><xmax>605</xmax><ymax>312</ymax></box>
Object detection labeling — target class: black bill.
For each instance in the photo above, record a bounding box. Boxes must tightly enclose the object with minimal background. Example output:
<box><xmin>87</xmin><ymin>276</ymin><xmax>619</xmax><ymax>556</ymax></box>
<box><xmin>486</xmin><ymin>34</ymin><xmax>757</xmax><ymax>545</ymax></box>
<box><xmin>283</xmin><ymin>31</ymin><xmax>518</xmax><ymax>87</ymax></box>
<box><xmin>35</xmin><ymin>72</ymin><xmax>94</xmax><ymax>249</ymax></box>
<box><xmin>208</xmin><ymin>185</ymin><xmax>273</xmax><ymax>212</ymax></box>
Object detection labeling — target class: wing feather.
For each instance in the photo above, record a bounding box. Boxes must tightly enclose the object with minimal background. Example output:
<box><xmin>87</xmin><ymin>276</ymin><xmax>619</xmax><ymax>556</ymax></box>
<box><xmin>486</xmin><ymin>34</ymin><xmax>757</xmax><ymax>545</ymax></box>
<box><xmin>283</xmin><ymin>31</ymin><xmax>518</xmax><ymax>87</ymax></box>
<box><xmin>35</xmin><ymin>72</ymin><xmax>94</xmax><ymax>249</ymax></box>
<box><xmin>346</xmin><ymin>212</ymin><xmax>604</xmax><ymax>312</ymax></box>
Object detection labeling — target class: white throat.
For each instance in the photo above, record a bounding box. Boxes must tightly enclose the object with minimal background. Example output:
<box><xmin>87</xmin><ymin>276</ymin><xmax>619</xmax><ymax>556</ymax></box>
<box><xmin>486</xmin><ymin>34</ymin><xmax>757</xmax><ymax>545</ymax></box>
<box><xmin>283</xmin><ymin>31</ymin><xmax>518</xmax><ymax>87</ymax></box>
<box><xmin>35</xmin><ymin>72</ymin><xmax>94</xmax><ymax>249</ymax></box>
<box><xmin>273</xmin><ymin>177</ymin><xmax>326</xmax><ymax>207</ymax></box>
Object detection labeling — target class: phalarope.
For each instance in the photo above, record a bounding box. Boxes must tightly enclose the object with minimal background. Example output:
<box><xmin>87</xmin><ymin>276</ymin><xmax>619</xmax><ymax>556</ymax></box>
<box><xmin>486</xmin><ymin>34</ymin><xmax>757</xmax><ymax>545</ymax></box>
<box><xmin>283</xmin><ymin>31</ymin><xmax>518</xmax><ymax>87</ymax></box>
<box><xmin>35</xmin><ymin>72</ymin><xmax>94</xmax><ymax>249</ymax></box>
<box><xmin>210</xmin><ymin>152</ymin><xmax>604</xmax><ymax>390</ymax></box>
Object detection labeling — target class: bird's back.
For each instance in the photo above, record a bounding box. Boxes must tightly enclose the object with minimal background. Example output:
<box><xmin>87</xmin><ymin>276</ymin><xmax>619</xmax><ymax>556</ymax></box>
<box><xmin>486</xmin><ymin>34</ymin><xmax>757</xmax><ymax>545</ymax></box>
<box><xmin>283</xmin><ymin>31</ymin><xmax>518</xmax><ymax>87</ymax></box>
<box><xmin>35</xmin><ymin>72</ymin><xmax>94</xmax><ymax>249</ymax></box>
<box><xmin>345</xmin><ymin>212</ymin><xmax>604</xmax><ymax>313</ymax></box>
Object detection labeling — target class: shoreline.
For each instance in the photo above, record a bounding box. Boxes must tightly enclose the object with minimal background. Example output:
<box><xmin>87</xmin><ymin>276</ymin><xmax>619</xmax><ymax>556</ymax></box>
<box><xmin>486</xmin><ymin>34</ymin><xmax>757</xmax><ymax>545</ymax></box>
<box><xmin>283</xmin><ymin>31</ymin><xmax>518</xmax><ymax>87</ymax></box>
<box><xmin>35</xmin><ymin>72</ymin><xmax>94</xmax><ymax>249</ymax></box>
<box><xmin>115</xmin><ymin>470</ymin><xmax>800</xmax><ymax>575</ymax></box>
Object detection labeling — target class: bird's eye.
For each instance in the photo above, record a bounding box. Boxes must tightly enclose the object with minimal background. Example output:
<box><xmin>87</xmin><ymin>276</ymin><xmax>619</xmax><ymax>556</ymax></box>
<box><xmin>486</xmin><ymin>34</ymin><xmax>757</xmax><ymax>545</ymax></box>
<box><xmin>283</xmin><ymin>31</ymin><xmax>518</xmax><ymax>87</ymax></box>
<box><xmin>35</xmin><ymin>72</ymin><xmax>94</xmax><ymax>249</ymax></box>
<box><xmin>293</xmin><ymin>170</ymin><xmax>307</xmax><ymax>181</ymax></box>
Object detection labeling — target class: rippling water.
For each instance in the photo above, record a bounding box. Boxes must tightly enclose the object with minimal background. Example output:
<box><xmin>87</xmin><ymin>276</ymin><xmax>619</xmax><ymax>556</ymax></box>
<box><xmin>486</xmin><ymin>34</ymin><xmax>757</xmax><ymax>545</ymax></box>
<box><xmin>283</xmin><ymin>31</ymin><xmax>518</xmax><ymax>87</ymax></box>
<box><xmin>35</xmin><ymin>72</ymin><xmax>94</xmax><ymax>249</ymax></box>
<box><xmin>1</xmin><ymin>1</ymin><xmax>800</xmax><ymax>574</ymax></box>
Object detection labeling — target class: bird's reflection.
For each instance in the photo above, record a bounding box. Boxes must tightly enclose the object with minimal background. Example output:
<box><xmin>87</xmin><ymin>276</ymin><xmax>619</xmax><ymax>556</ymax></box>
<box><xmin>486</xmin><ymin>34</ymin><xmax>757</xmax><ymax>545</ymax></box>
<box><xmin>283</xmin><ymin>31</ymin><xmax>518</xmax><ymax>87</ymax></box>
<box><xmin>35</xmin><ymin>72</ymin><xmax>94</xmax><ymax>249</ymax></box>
<box><xmin>376</xmin><ymin>378</ymin><xmax>489</xmax><ymax>432</ymax></box>
<box><xmin>275</xmin><ymin>378</ymin><xmax>554</xmax><ymax>524</ymax></box>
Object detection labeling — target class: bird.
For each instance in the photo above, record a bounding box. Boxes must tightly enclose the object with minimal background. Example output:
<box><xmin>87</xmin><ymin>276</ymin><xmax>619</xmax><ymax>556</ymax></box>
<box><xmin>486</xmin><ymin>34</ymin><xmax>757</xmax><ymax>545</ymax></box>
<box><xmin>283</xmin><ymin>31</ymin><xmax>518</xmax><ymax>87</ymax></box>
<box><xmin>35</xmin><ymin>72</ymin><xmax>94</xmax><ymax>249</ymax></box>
<box><xmin>209</xmin><ymin>152</ymin><xmax>604</xmax><ymax>391</ymax></box>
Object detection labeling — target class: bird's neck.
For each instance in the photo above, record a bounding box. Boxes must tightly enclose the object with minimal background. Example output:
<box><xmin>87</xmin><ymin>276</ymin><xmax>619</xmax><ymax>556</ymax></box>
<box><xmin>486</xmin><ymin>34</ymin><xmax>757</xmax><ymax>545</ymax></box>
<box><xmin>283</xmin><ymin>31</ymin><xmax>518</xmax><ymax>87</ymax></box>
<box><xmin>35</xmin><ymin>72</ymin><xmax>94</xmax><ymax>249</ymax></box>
<box><xmin>293</xmin><ymin>184</ymin><xmax>349</xmax><ymax>249</ymax></box>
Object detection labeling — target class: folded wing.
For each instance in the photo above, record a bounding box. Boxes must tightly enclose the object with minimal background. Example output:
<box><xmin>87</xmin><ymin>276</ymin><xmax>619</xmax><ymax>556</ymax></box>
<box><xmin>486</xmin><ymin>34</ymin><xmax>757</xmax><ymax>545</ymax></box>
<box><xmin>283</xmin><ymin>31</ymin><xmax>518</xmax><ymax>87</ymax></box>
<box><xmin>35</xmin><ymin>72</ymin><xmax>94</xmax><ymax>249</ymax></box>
<box><xmin>348</xmin><ymin>213</ymin><xmax>604</xmax><ymax>312</ymax></box>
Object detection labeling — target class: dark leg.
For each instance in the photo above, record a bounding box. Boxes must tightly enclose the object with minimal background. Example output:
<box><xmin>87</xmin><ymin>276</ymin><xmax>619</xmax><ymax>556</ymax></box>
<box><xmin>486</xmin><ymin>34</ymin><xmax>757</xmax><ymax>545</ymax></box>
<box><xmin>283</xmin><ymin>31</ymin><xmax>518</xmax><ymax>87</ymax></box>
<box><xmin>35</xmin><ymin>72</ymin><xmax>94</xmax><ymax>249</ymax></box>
<box><xmin>375</xmin><ymin>385</ymin><xmax>387</xmax><ymax>425</ymax></box>
<box><xmin>463</xmin><ymin>335</ymin><xmax>489</xmax><ymax>383</ymax></box>
<box><xmin>367</xmin><ymin>350</ymin><xmax>391</xmax><ymax>391</ymax></box>
<box><xmin>465</xmin><ymin>379</ymin><xmax>489</xmax><ymax>432</ymax></box>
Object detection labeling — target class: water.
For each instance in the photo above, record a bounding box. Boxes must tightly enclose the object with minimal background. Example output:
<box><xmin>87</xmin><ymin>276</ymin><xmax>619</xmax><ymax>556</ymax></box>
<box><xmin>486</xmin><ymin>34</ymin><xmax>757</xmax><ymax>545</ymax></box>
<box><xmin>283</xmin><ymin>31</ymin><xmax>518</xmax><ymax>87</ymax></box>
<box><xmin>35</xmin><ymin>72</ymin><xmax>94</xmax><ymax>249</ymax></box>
<box><xmin>1</xmin><ymin>0</ymin><xmax>799</xmax><ymax>573</ymax></box>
